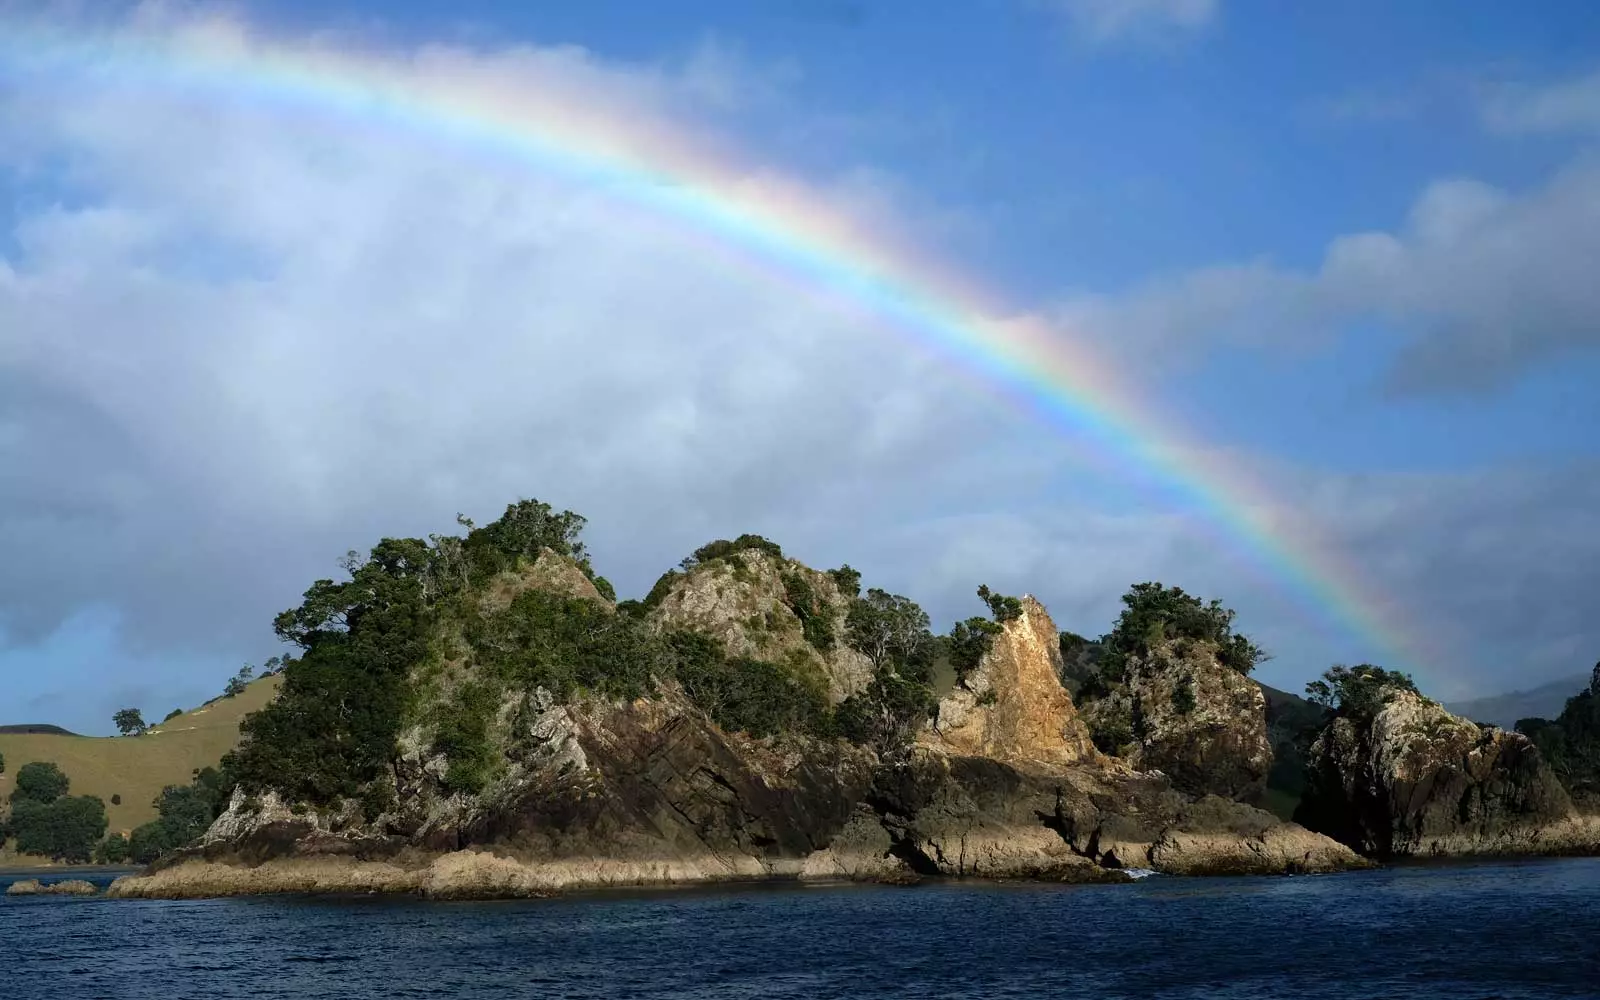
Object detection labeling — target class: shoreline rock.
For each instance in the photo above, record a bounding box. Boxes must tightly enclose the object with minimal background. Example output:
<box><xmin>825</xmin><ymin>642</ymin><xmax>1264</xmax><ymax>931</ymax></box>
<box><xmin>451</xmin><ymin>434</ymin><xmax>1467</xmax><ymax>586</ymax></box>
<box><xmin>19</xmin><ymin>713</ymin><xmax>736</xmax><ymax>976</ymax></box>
<box><xmin>7</xmin><ymin>878</ymin><xmax>100</xmax><ymax>897</ymax></box>
<box><xmin>1297</xmin><ymin>688</ymin><xmax>1600</xmax><ymax>858</ymax></box>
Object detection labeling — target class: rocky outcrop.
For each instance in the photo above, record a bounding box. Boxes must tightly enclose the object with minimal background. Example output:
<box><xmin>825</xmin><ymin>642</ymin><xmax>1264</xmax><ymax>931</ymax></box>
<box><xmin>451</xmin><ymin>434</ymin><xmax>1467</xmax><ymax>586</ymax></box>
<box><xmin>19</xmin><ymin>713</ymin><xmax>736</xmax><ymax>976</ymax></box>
<box><xmin>921</xmin><ymin>596</ymin><xmax>1096</xmax><ymax>767</ymax></box>
<box><xmin>6</xmin><ymin>878</ymin><xmax>98</xmax><ymax>896</ymax></box>
<box><xmin>1296</xmin><ymin>688</ymin><xmax>1598</xmax><ymax>858</ymax></box>
<box><xmin>871</xmin><ymin>750</ymin><xmax>1359</xmax><ymax>879</ymax></box>
<box><xmin>645</xmin><ymin>550</ymin><xmax>872</xmax><ymax>703</ymax></box>
<box><xmin>481</xmin><ymin>548</ymin><xmax>611</xmax><ymax>612</ymax></box>
<box><xmin>1080</xmin><ymin>639</ymin><xmax>1272</xmax><ymax>802</ymax></box>
<box><xmin>108</xmin><ymin>588</ymin><xmax>1366</xmax><ymax>901</ymax></box>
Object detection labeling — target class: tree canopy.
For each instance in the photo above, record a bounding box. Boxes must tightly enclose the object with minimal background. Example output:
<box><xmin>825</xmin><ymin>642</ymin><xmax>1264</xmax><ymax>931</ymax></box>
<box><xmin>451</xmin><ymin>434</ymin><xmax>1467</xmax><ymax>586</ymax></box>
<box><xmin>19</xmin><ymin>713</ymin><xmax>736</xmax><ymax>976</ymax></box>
<box><xmin>10</xmin><ymin>761</ymin><xmax>70</xmax><ymax>805</ymax></box>
<box><xmin>114</xmin><ymin>708</ymin><xmax>147</xmax><ymax>736</ymax></box>
<box><xmin>1304</xmin><ymin>664</ymin><xmax>1420</xmax><ymax>719</ymax></box>
<box><xmin>1099</xmin><ymin>582</ymin><xmax>1265</xmax><ymax>679</ymax></box>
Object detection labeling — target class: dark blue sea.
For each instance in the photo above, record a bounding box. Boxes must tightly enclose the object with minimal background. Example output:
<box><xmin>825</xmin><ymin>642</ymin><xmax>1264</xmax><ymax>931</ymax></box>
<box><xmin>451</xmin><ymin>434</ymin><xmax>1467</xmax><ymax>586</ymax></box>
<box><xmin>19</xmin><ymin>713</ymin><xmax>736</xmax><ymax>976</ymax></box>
<box><xmin>3</xmin><ymin>858</ymin><xmax>1598</xmax><ymax>999</ymax></box>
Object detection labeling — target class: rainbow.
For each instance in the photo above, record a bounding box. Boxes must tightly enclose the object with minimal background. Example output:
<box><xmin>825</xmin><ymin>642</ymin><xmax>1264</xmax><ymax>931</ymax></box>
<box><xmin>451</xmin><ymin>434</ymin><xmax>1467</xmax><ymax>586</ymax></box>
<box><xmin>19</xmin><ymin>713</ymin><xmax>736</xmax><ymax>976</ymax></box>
<box><xmin>0</xmin><ymin>9</ymin><xmax>1429</xmax><ymax>679</ymax></box>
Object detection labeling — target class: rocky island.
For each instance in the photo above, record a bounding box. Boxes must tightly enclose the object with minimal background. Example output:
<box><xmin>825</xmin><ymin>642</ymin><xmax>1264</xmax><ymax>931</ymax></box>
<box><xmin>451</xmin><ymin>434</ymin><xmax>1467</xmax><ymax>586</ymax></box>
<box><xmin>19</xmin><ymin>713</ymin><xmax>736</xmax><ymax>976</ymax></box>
<box><xmin>95</xmin><ymin>500</ymin><xmax>1599</xmax><ymax>900</ymax></box>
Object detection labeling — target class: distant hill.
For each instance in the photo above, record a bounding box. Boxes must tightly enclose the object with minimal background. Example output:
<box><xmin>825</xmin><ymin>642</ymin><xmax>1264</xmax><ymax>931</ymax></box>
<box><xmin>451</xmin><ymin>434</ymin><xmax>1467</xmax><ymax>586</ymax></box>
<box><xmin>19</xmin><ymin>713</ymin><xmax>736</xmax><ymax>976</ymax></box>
<box><xmin>0</xmin><ymin>675</ymin><xmax>281</xmax><ymax>833</ymax></box>
<box><xmin>1258</xmin><ymin>682</ymin><xmax>1325</xmax><ymax>820</ymax></box>
<box><xmin>0</xmin><ymin>724</ymin><xmax>79</xmax><ymax>736</ymax></box>
<box><xmin>1445</xmin><ymin>673</ymin><xmax>1591</xmax><ymax>729</ymax></box>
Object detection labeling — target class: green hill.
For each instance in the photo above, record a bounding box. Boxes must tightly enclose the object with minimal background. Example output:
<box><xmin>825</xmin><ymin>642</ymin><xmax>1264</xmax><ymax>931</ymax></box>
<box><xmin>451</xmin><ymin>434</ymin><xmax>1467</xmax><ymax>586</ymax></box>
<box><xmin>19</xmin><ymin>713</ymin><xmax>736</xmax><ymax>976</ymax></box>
<box><xmin>0</xmin><ymin>676</ymin><xmax>281</xmax><ymax>836</ymax></box>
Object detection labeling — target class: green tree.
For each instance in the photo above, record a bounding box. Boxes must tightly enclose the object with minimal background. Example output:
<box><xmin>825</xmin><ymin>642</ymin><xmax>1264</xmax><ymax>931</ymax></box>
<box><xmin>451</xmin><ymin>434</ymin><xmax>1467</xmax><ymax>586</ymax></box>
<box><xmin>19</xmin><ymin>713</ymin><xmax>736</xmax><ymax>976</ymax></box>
<box><xmin>845</xmin><ymin>589</ymin><xmax>933</xmax><ymax>673</ymax></box>
<box><xmin>10</xmin><ymin>761</ymin><xmax>70</xmax><ymax>805</ymax></box>
<box><xmin>223</xmin><ymin>664</ymin><xmax>254</xmax><ymax>698</ymax></box>
<box><xmin>1304</xmin><ymin>664</ymin><xmax>1420</xmax><ymax>719</ymax></box>
<box><xmin>828</xmin><ymin>564</ymin><xmax>863</xmax><ymax>599</ymax></box>
<box><xmin>1516</xmin><ymin>663</ymin><xmax>1600</xmax><ymax>800</ymax></box>
<box><xmin>1099</xmin><ymin>582</ymin><xmax>1266</xmax><ymax>679</ymax></box>
<box><xmin>126</xmin><ymin>767</ymin><xmax>233</xmax><ymax>865</ymax></box>
<box><xmin>679</xmin><ymin>534</ymin><xmax>785</xmax><ymax>570</ymax></box>
<box><xmin>948</xmin><ymin>617</ymin><xmax>1001</xmax><ymax>686</ymax></box>
<box><xmin>12</xmin><ymin>795</ymin><xmax>108</xmax><ymax>862</ymax></box>
<box><xmin>835</xmin><ymin>670</ymin><xmax>937</xmax><ymax>756</ymax></box>
<box><xmin>976</xmin><ymin>584</ymin><xmax>1023</xmax><ymax>623</ymax></box>
<box><xmin>95</xmin><ymin>833</ymin><xmax>131</xmax><ymax>864</ymax></box>
<box><xmin>113</xmin><ymin>708</ymin><xmax>147</xmax><ymax>736</ymax></box>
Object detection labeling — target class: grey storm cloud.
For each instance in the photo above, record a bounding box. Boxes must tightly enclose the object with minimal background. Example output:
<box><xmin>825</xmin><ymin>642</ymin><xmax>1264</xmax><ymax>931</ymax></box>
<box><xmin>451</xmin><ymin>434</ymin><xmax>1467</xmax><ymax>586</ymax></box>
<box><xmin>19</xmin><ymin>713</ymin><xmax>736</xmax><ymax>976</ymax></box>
<box><xmin>1</xmin><ymin>9</ymin><xmax>1596</xmax><ymax>722</ymax></box>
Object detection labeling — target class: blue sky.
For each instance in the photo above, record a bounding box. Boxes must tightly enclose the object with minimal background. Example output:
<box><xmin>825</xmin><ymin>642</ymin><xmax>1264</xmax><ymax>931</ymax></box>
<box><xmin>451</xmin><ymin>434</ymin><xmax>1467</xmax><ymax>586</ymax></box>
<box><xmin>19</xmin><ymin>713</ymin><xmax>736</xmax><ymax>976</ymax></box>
<box><xmin>2</xmin><ymin>0</ymin><xmax>1599</xmax><ymax>733</ymax></box>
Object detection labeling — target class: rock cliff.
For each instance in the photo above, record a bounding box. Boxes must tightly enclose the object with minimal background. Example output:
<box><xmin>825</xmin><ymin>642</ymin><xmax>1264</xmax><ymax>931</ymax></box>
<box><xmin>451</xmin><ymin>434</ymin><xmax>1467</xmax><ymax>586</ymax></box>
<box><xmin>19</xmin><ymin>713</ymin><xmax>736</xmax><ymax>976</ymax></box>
<box><xmin>1296</xmin><ymin>688</ymin><xmax>1600</xmax><ymax>857</ymax></box>
<box><xmin>110</xmin><ymin>587</ymin><xmax>1361</xmax><ymax>900</ymax></box>
<box><xmin>1079</xmin><ymin>638</ymin><xmax>1273</xmax><ymax>802</ymax></box>
<box><xmin>920</xmin><ymin>596</ymin><xmax>1096</xmax><ymax>766</ymax></box>
<box><xmin>645</xmin><ymin>549</ymin><xmax>872</xmax><ymax>704</ymax></box>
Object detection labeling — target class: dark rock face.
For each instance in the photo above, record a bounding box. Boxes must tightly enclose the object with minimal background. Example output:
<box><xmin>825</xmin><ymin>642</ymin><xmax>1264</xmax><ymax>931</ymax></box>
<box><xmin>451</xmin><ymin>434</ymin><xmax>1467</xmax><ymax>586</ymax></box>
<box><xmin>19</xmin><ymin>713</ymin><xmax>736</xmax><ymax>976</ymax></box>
<box><xmin>466</xmin><ymin>698</ymin><xmax>876</xmax><ymax>868</ymax></box>
<box><xmin>1080</xmin><ymin>639</ymin><xmax>1272</xmax><ymax>803</ymax></box>
<box><xmin>1296</xmin><ymin>690</ymin><xmax>1581</xmax><ymax>858</ymax></box>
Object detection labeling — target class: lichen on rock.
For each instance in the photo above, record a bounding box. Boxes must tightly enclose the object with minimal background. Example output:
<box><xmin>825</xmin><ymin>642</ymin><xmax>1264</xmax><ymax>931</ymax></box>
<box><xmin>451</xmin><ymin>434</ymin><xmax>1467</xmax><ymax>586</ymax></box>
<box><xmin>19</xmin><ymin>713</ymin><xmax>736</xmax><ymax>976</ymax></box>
<box><xmin>644</xmin><ymin>548</ymin><xmax>872</xmax><ymax>703</ymax></box>
<box><xmin>1297</xmin><ymin>687</ymin><xmax>1589</xmax><ymax>857</ymax></box>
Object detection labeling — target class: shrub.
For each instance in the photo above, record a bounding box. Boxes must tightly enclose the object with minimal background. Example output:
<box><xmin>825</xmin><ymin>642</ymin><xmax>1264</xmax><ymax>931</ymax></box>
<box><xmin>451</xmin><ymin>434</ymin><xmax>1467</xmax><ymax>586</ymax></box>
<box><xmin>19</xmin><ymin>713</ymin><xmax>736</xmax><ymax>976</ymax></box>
<box><xmin>1099</xmin><ymin>582</ymin><xmax>1265</xmax><ymax>679</ymax></box>
<box><xmin>828</xmin><ymin>565</ymin><xmax>862</xmax><ymax>599</ymax></box>
<box><xmin>976</xmin><ymin>585</ymin><xmax>1023</xmax><ymax>623</ymax></box>
<box><xmin>835</xmin><ymin>670</ymin><xmax>938</xmax><ymax>756</ymax></box>
<box><xmin>1304</xmin><ymin>664</ymin><xmax>1420</xmax><ymax>720</ymax></box>
<box><xmin>1172</xmin><ymin>673</ymin><xmax>1197</xmax><ymax>715</ymax></box>
<box><xmin>948</xmin><ymin>617</ymin><xmax>1001</xmax><ymax>686</ymax></box>
<box><xmin>782</xmin><ymin>572</ymin><xmax>835</xmax><ymax>652</ymax></box>
<box><xmin>95</xmin><ymin>833</ymin><xmax>131</xmax><ymax>865</ymax></box>
<box><xmin>680</xmin><ymin>534</ymin><xmax>784</xmax><ymax>570</ymax></box>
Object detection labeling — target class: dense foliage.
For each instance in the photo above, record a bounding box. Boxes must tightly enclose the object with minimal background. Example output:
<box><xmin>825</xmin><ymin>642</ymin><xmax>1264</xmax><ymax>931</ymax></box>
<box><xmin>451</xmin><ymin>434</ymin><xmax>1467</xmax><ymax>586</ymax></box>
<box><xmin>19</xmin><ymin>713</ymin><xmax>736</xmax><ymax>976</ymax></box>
<box><xmin>1304</xmin><ymin>664</ymin><xmax>1421</xmax><ymax>719</ymax></box>
<box><xmin>1098</xmin><ymin>583</ymin><xmax>1265</xmax><ymax>681</ymax></box>
<box><xmin>227</xmin><ymin>501</ymin><xmax>595</xmax><ymax>804</ymax></box>
<box><xmin>3</xmin><ymin>763</ymin><xmax>107</xmax><ymax>862</ymax></box>
<box><xmin>10</xmin><ymin>761</ymin><xmax>70</xmax><ymax>805</ymax></box>
<box><xmin>835</xmin><ymin>590</ymin><xmax>938</xmax><ymax>756</ymax></box>
<box><xmin>976</xmin><ymin>585</ymin><xmax>1023</xmax><ymax>623</ymax></box>
<box><xmin>781</xmin><ymin>571</ymin><xmax>837</xmax><ymax>652</ymax></box>
<box><xmin>126</xmin><ymin>767</ymin><xmax>233</xmax><ymax>864</ymax></box>
<box><xmin>1516</xmin><ymin>664</ymin><xmax>1600</xmax><ymax>801</ymax></box>
<box><xmin>679</xmin><ymin>534</ymin><xmax>785</xmax><ymax>570</ymax></box>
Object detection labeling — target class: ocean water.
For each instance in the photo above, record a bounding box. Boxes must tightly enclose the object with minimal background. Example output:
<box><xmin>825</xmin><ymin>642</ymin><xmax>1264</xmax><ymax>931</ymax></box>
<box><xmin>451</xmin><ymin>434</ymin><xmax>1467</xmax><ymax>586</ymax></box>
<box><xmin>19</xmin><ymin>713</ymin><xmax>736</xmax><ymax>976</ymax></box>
<box><xmin>3</xmin><ymin>858</ymin><xmax>1598</xmax><ymax>999</ymax></box>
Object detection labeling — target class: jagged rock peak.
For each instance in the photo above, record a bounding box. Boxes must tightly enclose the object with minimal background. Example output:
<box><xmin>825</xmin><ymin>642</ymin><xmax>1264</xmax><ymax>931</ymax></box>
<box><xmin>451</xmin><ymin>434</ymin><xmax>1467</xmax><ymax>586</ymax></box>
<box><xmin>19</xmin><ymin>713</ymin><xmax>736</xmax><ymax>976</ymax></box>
<box><xmin>921</xmin><ymin>595</ymin><xmax>1096</xmax><ymax>766</ymax></box>
<box><xmin>643</xmin><ymin>547</ymin><xmax>872</xmax><ymax>703</ymax></box>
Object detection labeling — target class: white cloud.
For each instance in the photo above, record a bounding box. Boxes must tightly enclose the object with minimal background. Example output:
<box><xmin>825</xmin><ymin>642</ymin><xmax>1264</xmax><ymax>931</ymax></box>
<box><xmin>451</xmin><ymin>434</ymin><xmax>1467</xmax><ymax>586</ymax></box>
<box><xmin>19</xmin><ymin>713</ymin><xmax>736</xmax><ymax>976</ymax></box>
<box><xmin>1046</xmin><ymin>0</ymin><xmax>1218</xmax><ymax>47</ymax></box>
<box><xmin>1058</xmin><ymin>156</ymin><xmax>1600</xmax><ymax>391</ymax></box>
<box><xmin>1482</xmin><ymin>70</ymin><xmax>1600</xmax><ymax>135</ymax></box>
<box><xmin>1</xmin><ymin>5</ymin><xmax>1594</xmax><ymax>731</ymax></box>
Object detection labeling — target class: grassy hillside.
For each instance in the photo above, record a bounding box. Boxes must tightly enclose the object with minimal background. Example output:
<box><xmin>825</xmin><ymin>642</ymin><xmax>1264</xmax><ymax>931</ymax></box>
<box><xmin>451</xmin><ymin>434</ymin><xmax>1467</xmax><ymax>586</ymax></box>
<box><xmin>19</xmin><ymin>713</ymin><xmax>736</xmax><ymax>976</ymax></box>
<box><xmin>0</xmin><ymin>676</ymin><xmax>281</xmax><ymax>834</ymax></box>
